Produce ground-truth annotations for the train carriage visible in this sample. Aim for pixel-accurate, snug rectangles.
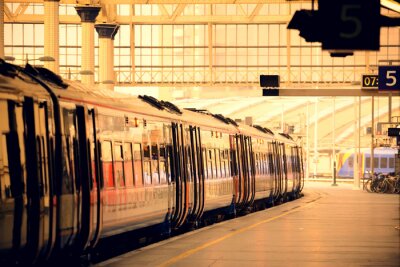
[0,61,304,265]
[337,147,397,178]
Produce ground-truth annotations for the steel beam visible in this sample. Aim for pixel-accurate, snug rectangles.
[275,89,400,97]
[4,14,290,24]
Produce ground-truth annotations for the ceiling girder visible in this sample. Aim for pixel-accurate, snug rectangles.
[4,0,299,4]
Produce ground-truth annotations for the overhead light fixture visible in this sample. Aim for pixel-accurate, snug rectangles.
[38,56,55,62]
[79,70,94,75]
[4,56,15,62]
[102,80,114,84]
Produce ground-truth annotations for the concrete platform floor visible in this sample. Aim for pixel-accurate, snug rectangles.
[97,182,400,267]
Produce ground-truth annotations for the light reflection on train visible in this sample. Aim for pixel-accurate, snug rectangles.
[0,62,304,265]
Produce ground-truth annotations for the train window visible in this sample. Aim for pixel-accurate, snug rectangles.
[90,142,97,189]
[114,143,125,187]
[159,144,166,158]
[215,149,221,178]
[221,149,227,177]
[202,148,208,179]
[207,149,214,178]
[101,141,114,188]
[365,157,370,168]
[214,149,220,178]
[36,137,45,197]
[389,157,394,168]
[143,161,151,185]
[374,157,379,169]
[151,144,159,185]
[123,143,134,187]
[159,144,167,184]
[143,144,150,158]
[380,157,388,169]
[221,149,229,177]
[348,156,354,168]
[133,143,143,187]
[1,134,12,199]
[142,143,152,185]
[230,149,237,176]
[265,153,269,175]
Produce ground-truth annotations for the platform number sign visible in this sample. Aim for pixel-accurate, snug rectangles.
[379,66,400,91]
[319,0,380,51]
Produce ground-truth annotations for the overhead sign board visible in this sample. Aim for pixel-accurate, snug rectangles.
[319,0,380,51]
[388,128,400,137]
[260,75,280,88]
[379,66,400,91]
[361,74,379,89]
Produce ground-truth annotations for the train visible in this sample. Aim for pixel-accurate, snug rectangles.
[336,147,397,178]
[0,60,304,265]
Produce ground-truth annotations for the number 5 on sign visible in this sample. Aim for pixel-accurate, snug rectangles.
[379,66,400,91]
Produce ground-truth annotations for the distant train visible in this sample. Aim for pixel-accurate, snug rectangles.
[0,61,304,265]
[337,147,397,178]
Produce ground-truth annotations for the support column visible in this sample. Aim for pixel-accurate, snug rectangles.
[353,97,360,189]
[0,0,4,59]
[44,0,60,73]
[75,5,101,85]
[95,23,119,90]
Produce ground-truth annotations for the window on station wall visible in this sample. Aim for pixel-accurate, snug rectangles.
[123,143,134,187]
[101,141,114,188]
[133,143,143,187]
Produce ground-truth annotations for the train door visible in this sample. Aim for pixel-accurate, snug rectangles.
[272,141,282,201]
[229,135,239,203]
[0,100,27,263]
[75,105,101,250]
[234,135,254,212]
[0,97,54,264]
[24,97,55,262]
[234,135,244,210]
[169,123,189,228]
[86,108,103,247]
[244,136,255,206]
[280,143,288,197]
[187,126,205,223]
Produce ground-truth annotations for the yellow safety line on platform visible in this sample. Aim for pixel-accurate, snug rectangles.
[158,196,322,267]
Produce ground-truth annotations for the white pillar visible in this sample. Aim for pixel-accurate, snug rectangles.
[44,0,59,73]
[0,0,4,59]
[313,98,318,178]
[95,23,119,90]
[75,5,101,85]
[353,97,360,189]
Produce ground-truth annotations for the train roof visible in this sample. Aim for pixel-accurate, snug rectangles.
[0,62,299,145]
[338,147,398,156]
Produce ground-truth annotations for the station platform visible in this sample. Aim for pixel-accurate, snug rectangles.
[96,182,400,267]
